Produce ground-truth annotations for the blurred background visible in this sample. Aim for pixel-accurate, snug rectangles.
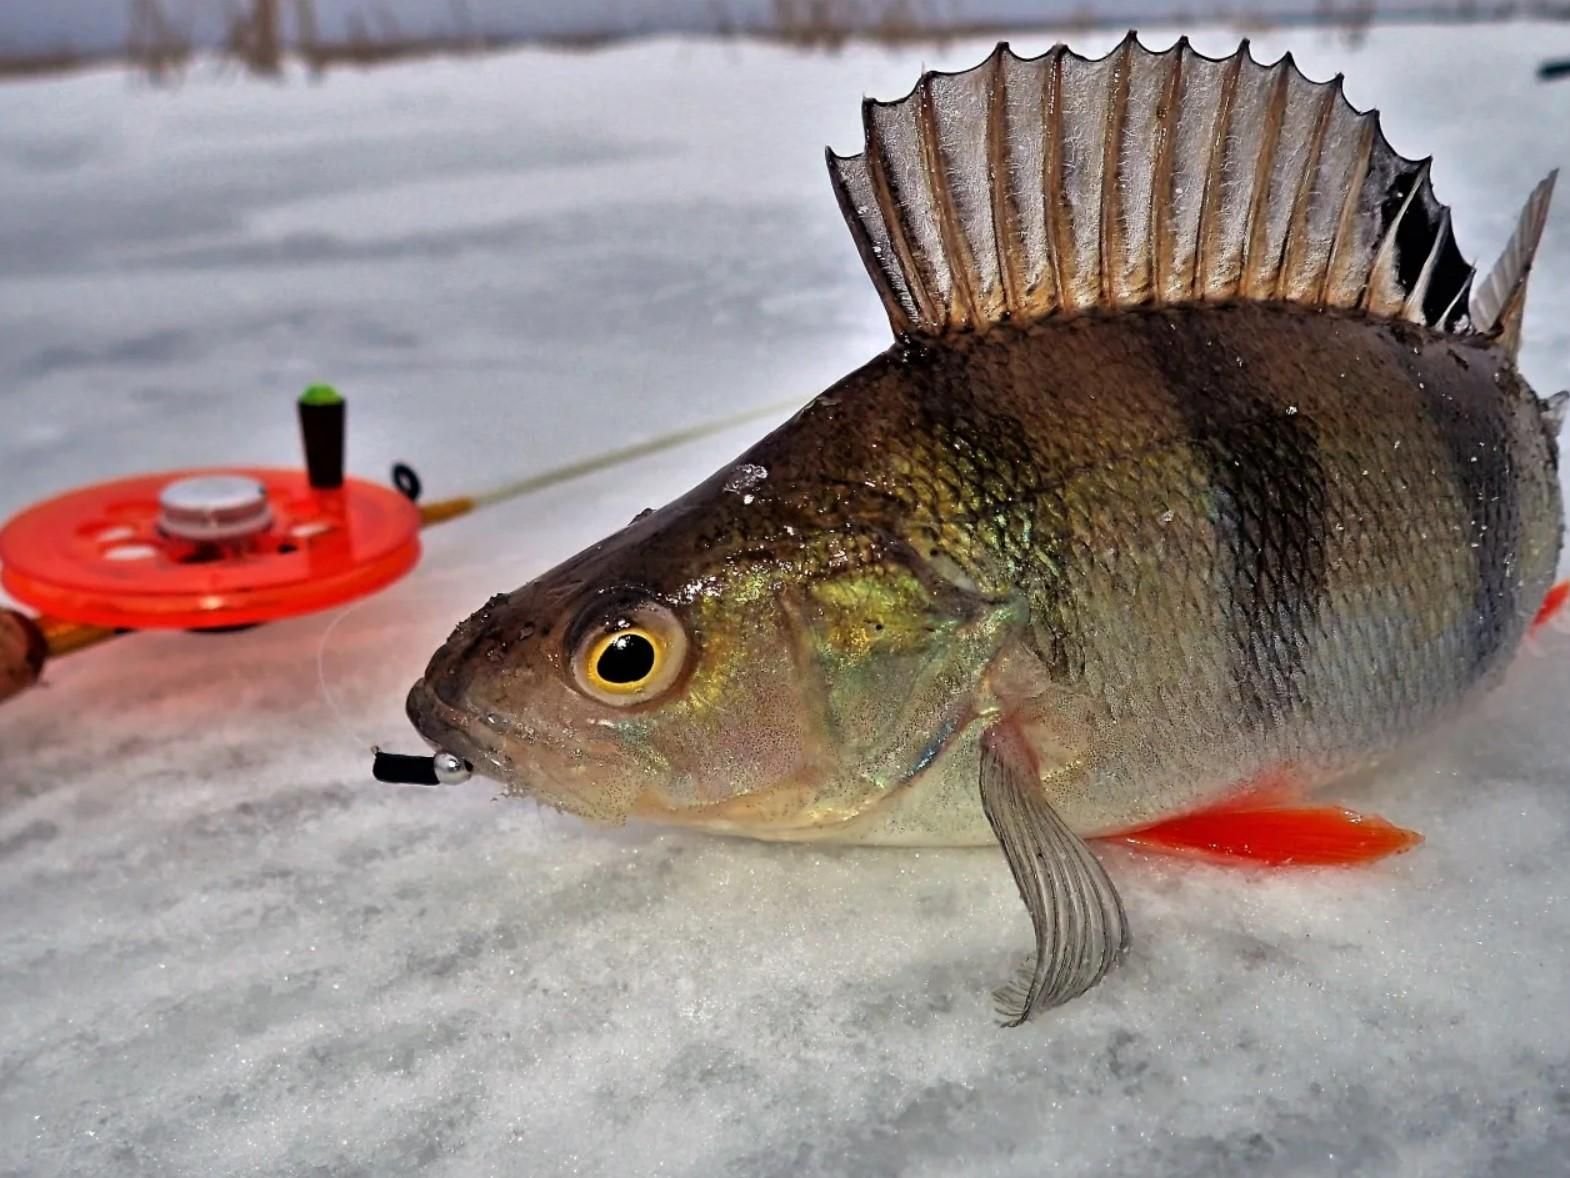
[2,0,1568,77]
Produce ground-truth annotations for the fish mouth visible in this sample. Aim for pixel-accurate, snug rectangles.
[404,677,641,822]
[405,677,520,789]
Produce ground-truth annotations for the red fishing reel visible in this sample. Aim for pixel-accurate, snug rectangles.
[0,387,422,631]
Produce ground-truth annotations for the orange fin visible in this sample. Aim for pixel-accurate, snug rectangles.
[1113,806,1423,867]
[1533,580,1570,632]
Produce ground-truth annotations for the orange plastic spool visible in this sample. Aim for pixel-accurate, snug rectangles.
[0,468,421,630]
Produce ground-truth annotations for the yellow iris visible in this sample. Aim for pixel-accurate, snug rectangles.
[584,627,664,694]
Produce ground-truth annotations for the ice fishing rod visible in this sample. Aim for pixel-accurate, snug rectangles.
[0,385,800,711]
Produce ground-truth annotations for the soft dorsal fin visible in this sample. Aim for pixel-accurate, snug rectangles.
[1470,169,1558,356]
[827,33,1508,341]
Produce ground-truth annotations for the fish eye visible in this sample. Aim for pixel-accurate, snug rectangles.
[571,603,687,706]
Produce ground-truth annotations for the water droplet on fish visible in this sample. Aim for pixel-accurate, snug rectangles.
[724,463,768,495]
[1394,439,1402,449]
[741,493,755,505]
[1159,509,1175,525]
[1286,405,1298,416]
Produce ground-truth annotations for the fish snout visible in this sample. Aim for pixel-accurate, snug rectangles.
[406,677,482,761]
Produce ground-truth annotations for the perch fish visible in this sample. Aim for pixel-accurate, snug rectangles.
[406,34,1565,1023]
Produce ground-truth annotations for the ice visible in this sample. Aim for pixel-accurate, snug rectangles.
[2,23,1570,1177]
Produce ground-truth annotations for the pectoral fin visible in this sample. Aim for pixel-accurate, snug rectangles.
[979,722,1130,1026]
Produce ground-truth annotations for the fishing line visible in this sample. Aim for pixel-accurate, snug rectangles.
[415,396,804,520]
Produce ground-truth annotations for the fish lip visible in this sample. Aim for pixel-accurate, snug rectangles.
[405,678,516,785]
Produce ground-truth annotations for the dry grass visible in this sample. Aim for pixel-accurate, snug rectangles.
[0,0,1563,83]
[294,0,500,77]
[225,0,284,75]
[127,0,192,81]
[0,50,89,79]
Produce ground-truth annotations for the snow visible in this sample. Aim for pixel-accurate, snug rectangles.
[2,23,1570,1177]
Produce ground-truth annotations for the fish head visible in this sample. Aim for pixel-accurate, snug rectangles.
[406,468,1013,836]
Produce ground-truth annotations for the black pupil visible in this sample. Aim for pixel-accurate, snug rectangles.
[597,633,656,685]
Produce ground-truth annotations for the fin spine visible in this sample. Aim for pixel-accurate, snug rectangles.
[1240,53,1292,299]
[1363,157,1431,317]
[1099,35,1136,306]
[1195,41,1247,301]
[988,47,1025,317]
[1318,109,1375,306]
[828,34,1543,346]
[871,99,939,329]
[1279,72,1339,301]
[1401,205,1450,324]
[1043,48,1071,313]
[826,149,912,336]
[915,77,978,330]
[1472,168,1558,355]
[1148,39,1187,305]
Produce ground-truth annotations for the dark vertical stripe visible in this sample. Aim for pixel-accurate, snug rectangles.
[1141,314,1330,732]
[1405,340,1521,674]
[917,355,1078,678]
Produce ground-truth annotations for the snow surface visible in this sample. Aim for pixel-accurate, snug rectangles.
[2,23,1570,1177]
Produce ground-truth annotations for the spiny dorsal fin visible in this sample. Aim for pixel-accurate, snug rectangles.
[1471,169,1558,357]
[827,33,1488,340]
[1545,389,1570,437]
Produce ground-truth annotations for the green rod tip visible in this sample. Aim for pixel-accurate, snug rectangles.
[299,383,344,407]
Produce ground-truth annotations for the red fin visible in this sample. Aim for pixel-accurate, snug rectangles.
[1112,805,1423,867]
[1533,580,1570,632]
